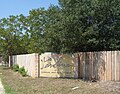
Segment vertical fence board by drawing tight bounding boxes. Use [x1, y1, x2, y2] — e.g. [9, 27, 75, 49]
[106, 52, 109, 80]
[91, 52, 93, 80]
[93, 52, 96, 80]
[79, 52, 83, 78]
[104, 51, 107, 81]
[115, 51, 117, 81]
[96, 52, 98, 80]
[97, 51, 105, 81]
[102, 51, 105, 81]
[119, 51, 120, 81]
[83, 52, 85, 79]
[112, 51, 115, 81]
[119, 52, 120, 81]
[89, 52, 92, 80]
[107, 51, 112, 80]
[110, 51, 112, 81]
[85, 52, 88, 80]
[116, 51, 120, 81]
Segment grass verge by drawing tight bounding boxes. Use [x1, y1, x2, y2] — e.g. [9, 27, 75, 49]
[3, 84, 16, 94]
[0, 66, 17, 94]
[0, 66, 120, 94]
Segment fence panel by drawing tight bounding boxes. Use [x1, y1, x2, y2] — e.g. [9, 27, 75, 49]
[78, 51, 120, 81]
[11, 53, 39, 78]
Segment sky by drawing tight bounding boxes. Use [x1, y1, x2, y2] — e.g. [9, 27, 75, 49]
[0, 0, 58, 18]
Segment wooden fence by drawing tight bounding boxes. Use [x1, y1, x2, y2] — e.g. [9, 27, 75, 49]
[77, 51, 120, 81]
[10, 51, 120, 81]
[10, 53, 39, 78]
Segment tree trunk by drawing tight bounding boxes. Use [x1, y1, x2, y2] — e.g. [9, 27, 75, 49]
[8, 48, 13, 68]
[9, 55, 13, 68]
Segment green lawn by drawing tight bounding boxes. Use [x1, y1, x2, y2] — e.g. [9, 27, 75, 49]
[0, 66, 120, 94]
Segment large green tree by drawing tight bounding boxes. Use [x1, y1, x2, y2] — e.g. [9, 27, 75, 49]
[0, 0, 120, 64]
[0, 15, 25, 66]
[58, 0, 120, 52]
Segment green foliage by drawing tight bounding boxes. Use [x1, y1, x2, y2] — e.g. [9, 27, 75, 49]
[12, 64, 19, 72]
[0, 0, 120, 56]
[0, 15, 28, 66]
[58, 0, 120, 52]
[18, 66, 27, 77]
[12, 64, 27, 77]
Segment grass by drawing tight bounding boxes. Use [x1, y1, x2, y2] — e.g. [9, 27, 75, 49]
[0, 66, 120, 94]
[3, 85, 17, 94]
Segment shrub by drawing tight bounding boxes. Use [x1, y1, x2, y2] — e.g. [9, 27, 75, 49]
[18, 66, 27, 77]
[12, 64, 19, 72]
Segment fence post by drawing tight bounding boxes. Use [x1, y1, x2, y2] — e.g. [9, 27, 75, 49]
[77, 53, 80, 78]
[38, 54, 40, 77]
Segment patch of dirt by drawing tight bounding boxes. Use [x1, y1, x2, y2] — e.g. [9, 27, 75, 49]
[98, 81, 120, 93]
[0, 67, 120, 94]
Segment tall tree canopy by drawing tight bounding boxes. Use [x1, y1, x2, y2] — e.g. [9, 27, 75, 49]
[58, 0, 120, 52]
[0, 0, 120, 64]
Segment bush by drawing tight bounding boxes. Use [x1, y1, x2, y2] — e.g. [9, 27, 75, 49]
[18, 66, 27, 77]
[12, 64, 19, 72]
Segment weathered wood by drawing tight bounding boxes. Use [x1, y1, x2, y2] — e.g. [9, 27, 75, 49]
[10, 51, 120, 81]
[78, 51, 120, 81]
[116, 51, 120, 81]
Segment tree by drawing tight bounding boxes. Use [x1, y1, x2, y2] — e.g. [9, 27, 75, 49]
[58, 0, 120, 52]
[0, 0, 120, 63]
[0, 15, 24, 67]
[43, 5, 63, 53]
[25, 8, 48, 53]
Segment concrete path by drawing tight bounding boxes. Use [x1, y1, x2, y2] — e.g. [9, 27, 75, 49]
[0, 78, 5, 94]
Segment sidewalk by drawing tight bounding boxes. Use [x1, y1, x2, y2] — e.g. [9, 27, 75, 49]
[0, 78, 5, 94]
